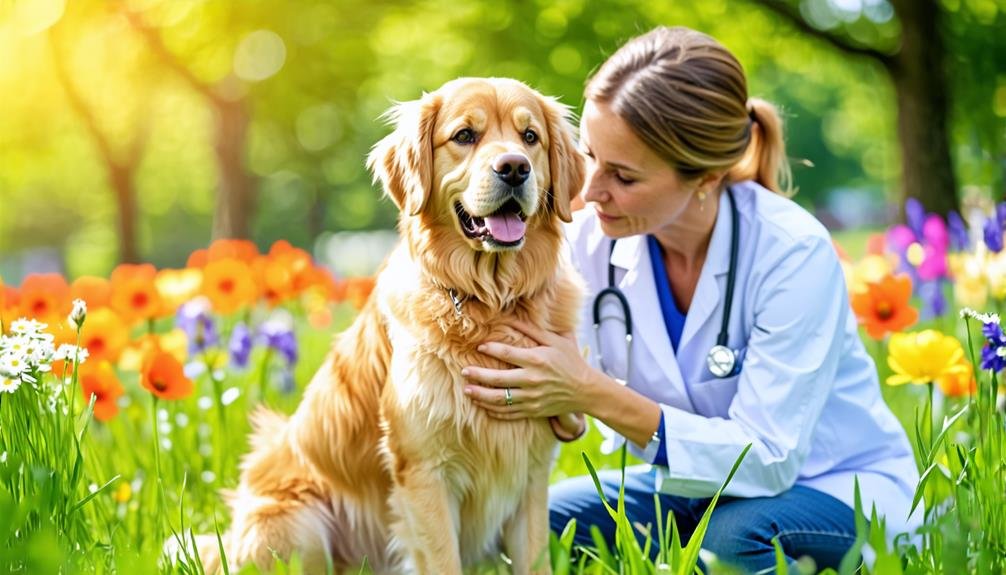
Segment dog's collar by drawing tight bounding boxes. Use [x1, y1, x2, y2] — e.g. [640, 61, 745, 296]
[446, 288, 468, 318]
[429, 279, 470, 318]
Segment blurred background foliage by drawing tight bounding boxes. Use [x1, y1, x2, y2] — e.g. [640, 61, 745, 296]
[0, 0, 1004, 283]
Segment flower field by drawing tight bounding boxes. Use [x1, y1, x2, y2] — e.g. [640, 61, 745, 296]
[2, 198, 1006, 574]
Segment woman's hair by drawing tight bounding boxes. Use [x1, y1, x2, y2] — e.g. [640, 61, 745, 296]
[585, 26, 792, 195]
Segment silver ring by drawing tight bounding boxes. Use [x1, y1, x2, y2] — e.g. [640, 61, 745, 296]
[504, 387, 513, 406]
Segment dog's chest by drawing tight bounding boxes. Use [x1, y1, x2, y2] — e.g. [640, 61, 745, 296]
[385, 336, 554, 560]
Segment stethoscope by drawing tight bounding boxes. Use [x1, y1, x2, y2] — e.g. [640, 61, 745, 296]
[592, 186, 741, 380]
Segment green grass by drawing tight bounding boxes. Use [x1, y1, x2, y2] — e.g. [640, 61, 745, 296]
[2, 299, 1005, 574]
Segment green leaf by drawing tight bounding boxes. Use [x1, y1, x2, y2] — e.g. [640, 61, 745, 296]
[678, 444, 751, 575]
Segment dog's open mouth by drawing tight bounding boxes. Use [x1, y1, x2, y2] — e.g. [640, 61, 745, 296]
[455, 200, 528, 247]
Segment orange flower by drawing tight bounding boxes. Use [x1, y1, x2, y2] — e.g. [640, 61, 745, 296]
[866, 233, 887, 256]
[202, 258, 258, 314]
[155, 268, 203, 315]
[851, 273, 918, 340]
[269, 241, 315, 291]
[938, 358, 977, 398]
[119, 329, 188, 372]
[141, 348, 194, 400]
[208, 239, 259, 264]
[71, 276, 112, 311]
[1, 281, 18, 326]
[344, 276, 376, 310]
[17, 273, 71, 322]
[253, 256, 295, 306]
[110, 269, 163, 324]
[187, 249, 209, 268]
[79, 308, 131, 364]
[79, 361, 125, 421]
[110, 263, 157, 284]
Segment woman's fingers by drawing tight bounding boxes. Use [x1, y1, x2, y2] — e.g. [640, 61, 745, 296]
[461, 365, 527, 389]
[465, 384, 534, 416]
[475, 342, 539, 368]
[503, 318, 560, 347]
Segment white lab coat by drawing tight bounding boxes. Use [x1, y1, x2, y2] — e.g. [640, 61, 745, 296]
[564, 180, 921, 540]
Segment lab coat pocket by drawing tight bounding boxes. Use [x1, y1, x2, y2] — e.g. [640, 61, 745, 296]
[690, 370, 741, 419]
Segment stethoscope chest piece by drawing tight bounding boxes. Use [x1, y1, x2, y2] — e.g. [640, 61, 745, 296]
[706, 344, 737, 378]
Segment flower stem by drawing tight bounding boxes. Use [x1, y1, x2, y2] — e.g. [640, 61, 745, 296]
[151, 395, 164, 544]
[258, 348, 273, 400]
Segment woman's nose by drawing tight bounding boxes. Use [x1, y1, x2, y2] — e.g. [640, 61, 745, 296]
[582, 168, 606, 203]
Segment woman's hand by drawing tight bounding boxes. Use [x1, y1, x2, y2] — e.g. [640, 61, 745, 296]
[462, 319, 597, 421]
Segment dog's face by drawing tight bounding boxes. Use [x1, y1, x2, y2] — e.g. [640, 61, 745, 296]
[368, 78, 584, 255]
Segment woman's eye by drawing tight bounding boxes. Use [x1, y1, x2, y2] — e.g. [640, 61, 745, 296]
[523, 129, 539, 145]
[615, 173, 635, 185]
[452, 128, 476, 145]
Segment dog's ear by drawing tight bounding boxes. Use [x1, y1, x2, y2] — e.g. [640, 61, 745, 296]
[367, 94, 442, 216]
[542, 97, 586, 223]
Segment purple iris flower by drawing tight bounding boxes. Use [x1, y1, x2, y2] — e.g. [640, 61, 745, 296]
[905, 197, 926, 238]
[259, 318, 298, 366]
[918, 281, 946, 318]
[229, 322, 253, 368]
[983, 217, 1003, 253]
[947, 211, 969, 251]
[176, 297, 219, 354]
[980, 320, 1006, 373]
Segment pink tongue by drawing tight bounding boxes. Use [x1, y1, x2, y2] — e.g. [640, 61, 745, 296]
[484, 213, 526, 243]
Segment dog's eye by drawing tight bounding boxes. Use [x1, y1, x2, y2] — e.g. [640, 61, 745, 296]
[452, 128, 476, 145]
[523, 129, 539, 145]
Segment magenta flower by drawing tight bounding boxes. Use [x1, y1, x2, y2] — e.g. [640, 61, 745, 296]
[886, 199, 952, 319]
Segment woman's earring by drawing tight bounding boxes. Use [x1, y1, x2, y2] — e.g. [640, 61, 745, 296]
[697, 190, 707, 211]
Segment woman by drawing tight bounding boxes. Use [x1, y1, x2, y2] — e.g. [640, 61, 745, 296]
[461, 26, 920, 572]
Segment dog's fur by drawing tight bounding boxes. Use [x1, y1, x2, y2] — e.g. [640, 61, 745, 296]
[188, 78, 586, 574]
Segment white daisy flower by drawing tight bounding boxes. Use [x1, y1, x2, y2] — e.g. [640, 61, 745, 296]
[9, 318, 47, 336]
[0, 376, 20, 394]
[0, 353, 28, 376]
[960, 307, 1001, 325]
[68, 299, 87, 330]
[53, 344, 88, 364]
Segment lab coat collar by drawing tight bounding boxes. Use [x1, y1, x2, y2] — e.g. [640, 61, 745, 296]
[607, 234, 691, 409]
[679, 190, 735, 350]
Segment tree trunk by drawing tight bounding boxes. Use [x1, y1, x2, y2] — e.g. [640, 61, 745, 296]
[212, 97, 256, 239]
[889, 0, 958, 216]
[109, 164, 140, 263]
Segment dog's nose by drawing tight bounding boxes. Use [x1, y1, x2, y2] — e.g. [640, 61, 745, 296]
[492, 153, 531, 187]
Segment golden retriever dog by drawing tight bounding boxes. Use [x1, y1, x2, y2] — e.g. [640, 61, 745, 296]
[185, 77, 586, 574]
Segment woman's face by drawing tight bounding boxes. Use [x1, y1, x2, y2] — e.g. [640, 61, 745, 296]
[579, 100, 703, 239]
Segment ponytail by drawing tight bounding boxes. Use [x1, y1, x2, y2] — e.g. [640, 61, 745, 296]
[728, 98, 792, 196]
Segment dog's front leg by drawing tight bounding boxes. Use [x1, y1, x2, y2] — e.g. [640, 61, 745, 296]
[504, 468, 552, 575]
[388, 464, 462, 575]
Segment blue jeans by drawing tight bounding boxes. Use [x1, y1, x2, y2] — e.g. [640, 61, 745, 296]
[549, 467, 858, 574]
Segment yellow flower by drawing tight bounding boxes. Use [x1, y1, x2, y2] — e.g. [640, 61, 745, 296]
[948, 251, 988, 309]
[846, 254, 897, 295]
[118, 329, 189, 372]
[986, 250, 1006, 300]
[155, 268, 203, 315]
[113, 481, 132, 504]
[887, 330, 969, 387]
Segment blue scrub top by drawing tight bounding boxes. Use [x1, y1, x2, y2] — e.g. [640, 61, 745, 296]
[646, 235, 686, 467]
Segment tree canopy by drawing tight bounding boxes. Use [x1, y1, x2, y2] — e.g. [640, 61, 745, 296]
[0, 0, 1003, 280]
